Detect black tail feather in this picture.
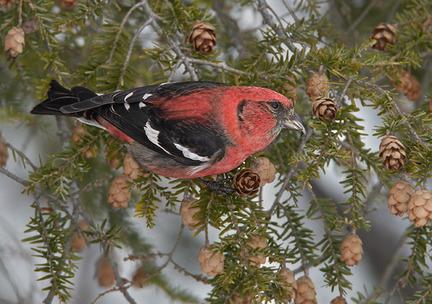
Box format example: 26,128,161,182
31,80,97,116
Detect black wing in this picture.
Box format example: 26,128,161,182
59,81,225,114
97,101,228,167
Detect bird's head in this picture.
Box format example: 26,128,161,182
229,87,305,142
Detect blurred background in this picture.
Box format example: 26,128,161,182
0,0,427,303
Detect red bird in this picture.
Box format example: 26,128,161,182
32,81,305,179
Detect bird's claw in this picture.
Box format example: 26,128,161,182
199,178,236,195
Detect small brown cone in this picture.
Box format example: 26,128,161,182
198,246,224,276
340,233,363,267
188,21,216,54
379,135,406,171
394,70,422,101
4,27,25,57
71,124,86,144
132,267,147,288
408,190,432,227
0,0,14,9
295,276,317,304
422,16,432,32
371,23,397,51
251,157,276,185
108,175,131,208
22,19,39,34
83,146,98,159
429,99,432,114
96,256,115,288
229,293,253,304
233,169,260,197
312,97,337,121
123,153,145,180
278,268,297,301
0,132,8,168
306,72,329,99
180,198,201,230
71,231,86,252
246,235,267,266
60,0,77,9
387,180,414,216
330,296,347,304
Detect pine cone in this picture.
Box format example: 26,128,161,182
108,175,131,208
71,231,86,252
83,146,98,159
106,150,121,169
233,169,261,197
312,96,338,120
387,180,414,216
188,21,216,54
180,198,201,230
306,72,329,99
198,246,224,276
371,23,397,51
251,157,276,185
96,256,115,288
229,293,253,304
330,296,347,304
247,235,267,266
4,26,25,57
0,0,14,9
408,190,432,227
379,135,406,170
22,19,39,34
71,124,86,144
123,153,145,180
394,70,422,101
340,233,363,266
60,0,77,9
278,268,297,301
429,98,432,114
132,267,147,288
0,132,8,168
295,276,317,304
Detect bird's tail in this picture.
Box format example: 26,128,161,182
31,80,97,116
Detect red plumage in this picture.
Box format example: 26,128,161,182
32,81,305,179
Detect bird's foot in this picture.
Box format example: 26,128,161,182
199,178,236,195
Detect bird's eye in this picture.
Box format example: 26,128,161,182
270,101,280,110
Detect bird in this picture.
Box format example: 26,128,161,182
31,80,305,179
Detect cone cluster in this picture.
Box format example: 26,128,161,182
233,169,261,197
330,296,347,304
278,268,297,301
251,157,276,185
394,70,422,101
198,246,224,276
371,23,397,51
108,175,131,208
340,233,363,266
312,96,338,121
180,198,201,230
4,26,25,57
387,180,414,216
96,256,115,288
306,72,329,99
124,153,145,180
0,132,8,168
60,0,78,9
246,235,267,266
408,190,432,227
295,276,317,304
379,135,406,170
188,21,216,54
132,267,147,288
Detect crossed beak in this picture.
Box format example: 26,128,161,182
282,112,306,135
